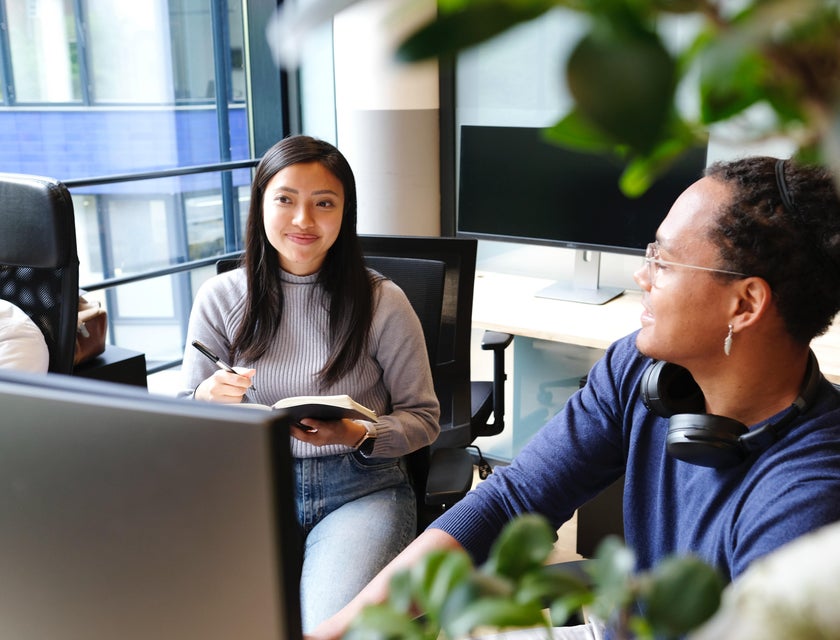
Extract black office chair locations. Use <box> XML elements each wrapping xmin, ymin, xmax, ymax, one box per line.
<box><xmin>0</xmin><ymin>173</ymin><xmax>80</xmax><ymax>374</ymax></box>
<box><xmin>359</xmin><ymin>235</ymin><xmax>513</xmax><ymax>526</ymax></box>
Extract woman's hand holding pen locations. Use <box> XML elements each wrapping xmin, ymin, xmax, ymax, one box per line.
<box><xmin>191</xmin><ymin>340</ymin><xmax>256</xmax><ymax>403</ymax></box>
<box><xmin>194</xmin><ymin>367</ymin><xmax>256</xmax><ymax>403</ymax></box>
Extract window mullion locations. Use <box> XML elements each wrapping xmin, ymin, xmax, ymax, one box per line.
<box><xmin>72</xmin><ymin>0</ymin><xmax>92</xmax><ymax>104</ymax></box>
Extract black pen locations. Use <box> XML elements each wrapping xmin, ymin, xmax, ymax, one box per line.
<box><xmin>191</xmin><ymin>339</ymin><xmax>257</xmax><ymax>391</ymax></box>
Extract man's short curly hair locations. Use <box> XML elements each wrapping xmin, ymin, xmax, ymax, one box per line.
<box><xmin>704</xmin><ymin>156</ymin><xmax>840</xmax><ymax>345</ymax></box>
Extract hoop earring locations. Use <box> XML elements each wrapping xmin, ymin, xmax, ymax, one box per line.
<box><xmin>724</xmin><ymin>324</ymin><xmax>734</xmax><ymax>356</ymax></box>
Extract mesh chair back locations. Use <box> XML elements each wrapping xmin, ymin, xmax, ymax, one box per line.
<box><xmin>365</xmin><ymin>256</ymin><xmax>445</xmax><ymax>364</ymax></box>
<box><xmin>360</xmin><ymin>235</ymin><xmax>478</xmax><ymax>449</ymax></box>
<box><xmin>0</xmin><ymin>174</ymin><xmax>80</xmax><ymax>374</ymax></box>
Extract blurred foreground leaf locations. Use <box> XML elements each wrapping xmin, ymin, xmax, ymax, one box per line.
<box><xmin>348</xmin><ymin>516</ymin><xmax>723</xmax><ymax>640</ymax></box>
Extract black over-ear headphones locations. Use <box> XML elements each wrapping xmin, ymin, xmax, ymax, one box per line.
<box><xmin>640</xmin><ymin>351</ymin><xmax>822</xmax><ymax>468</ymax></box>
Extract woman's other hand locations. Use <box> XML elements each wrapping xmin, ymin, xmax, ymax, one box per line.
<box><xmin>290</xmin><ymin>417</ymin><xmax>367</xmax><ymax>447</ymax></box>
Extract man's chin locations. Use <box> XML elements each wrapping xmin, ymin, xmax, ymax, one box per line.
<box><xmin>635</xmin><ymin>331</ymin><xmax>657</xmax><ymax>360</ymax></box>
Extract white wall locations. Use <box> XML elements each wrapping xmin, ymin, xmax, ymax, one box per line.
<box><xmin>300</xmin><ymin>0</ymin><xmax>441</xmax><ymax>236</ymax></box>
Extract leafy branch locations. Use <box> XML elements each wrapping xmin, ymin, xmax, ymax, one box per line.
<box><xmin>269</xmin><ymin>0</ymin><xmax>840</xmax><ymax>194</ymax></box>
<box><xmin>343</xmin><ymin>515</ymin><xmax>723</xmax><ymax>640</ymax></box>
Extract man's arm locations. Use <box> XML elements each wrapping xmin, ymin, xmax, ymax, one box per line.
<box><xmin>307</xmin><ymin>528</ymin><xmax>464</xmax><ymax>640</ymax></box>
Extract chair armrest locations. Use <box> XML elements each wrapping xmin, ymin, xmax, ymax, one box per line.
<box><xmin>481</xmin><ymin>330</ymin><xmax>513</xmax><ymax>351</ymax></box>
<box><xmin>481</xmin><ymin>331</ymin><xmax>513</xmax><ymax>432</ymax></box>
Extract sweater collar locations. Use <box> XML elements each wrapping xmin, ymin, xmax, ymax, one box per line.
<box><xmin>279</xmin><ymin>269</ymin><xmax>320</xmax><ymax>285</ymax></box>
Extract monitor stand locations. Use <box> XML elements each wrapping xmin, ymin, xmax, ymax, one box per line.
<box><xmin>535</xmin><ymin>249</ymin><xmax>624</xmax><ymax>305</ymax></box>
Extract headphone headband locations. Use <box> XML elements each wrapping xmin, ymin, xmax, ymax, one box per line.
<box><xmin>738</xmin><ymin>350</ymin><xmax>821</xmax><ymax>453</ymax></box>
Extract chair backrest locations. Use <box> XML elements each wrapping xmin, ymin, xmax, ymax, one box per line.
<box><xmin>360</xmin><ymin>235</ymin><xmax>478</xmax><ymax>450</ymax></box>
<box><xmin>0</xmin><ymin>173</ymin><xmax>79</xmax><ymax>374</ymax></box>
<box><xmin>364</xmin><ymin>255</ymin><xmax>445</xmax><ymax>365</ymax></box>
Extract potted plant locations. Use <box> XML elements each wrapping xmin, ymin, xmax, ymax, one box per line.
<box><xmin>342</xmin><ymin>514</ymin><xmax>723</xmax><ymax>640</ymax></box>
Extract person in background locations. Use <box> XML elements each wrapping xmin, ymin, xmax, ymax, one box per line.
<box><xmin>180</xmin><ymin>135</ymin><xmax>440</xmax><ymax>631</ymax></box>
<box><xmin>309</xmin><ymin>155</ymin><xmax>840</xmax><ymax>639</ymax></box>
<box><xmin>0</xmin><ymin>298</ymin><xmax>49</xmax><ymax>373</ymax></box>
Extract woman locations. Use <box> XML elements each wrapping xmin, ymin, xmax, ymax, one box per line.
<box><xmin>181</xmin><ymin>135</ymin><xmax>440</xmax><ymax>631</ymax></box>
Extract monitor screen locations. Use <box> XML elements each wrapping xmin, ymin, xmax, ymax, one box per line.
<box><xmin>457</xmin><ymin>125</ymin><xmax>707</xmax><ymax>303</ymax></box>
<box><xmin>457</xmin><ymin>125</ymin><xmax>708</xmax><ymax>256</ymax></box>
<box><xmin>0</xmin><ymin>371</ymin><xmax>302</xmax><ymax>640</ymax></box>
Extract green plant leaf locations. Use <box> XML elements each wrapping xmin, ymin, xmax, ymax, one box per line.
<box><xmin>649</xmin><ymin>0</ymin><xmax>706</xmax><ymax>14</ymax></box>
<box><xmin>386</xmin><ymin>567</ymin><xmax>414</xmax><ymax>614</ymax></box>
<box><xmin>697</xmin><ymin>30</ymin><xmax>768</xmax><ymax>124</ymax></box>
<box><xmin>396</xmin><ymin>1</ymin><xmax>552</xmax><ymax>63</ymax></box>
<box><xmin>443</xmin><ymin>597</ymin><xmax>549</xmax><ymax>639</ymax></box>
<box><xmin>470</xmin><ymin>569</ymin><xmax>517</xmax><ymax>597</ymax></box>
<box><xmin>643</xmin><ymin>555</ymin><xmax>724</xmax><ymax>637</ymax></box>
<box><xmin>482</xmin><ymin>514</ymin><xmax>557</xmax><ymax>580</ymax></box>
<box><xmin>566</xmin><ymin>16</ymin><xmax>676</xmax><ymax>153</ymax></box>
<box><xmin>543</xmin><ymin>110</ymin><xmax>619</xmax><ymax>153</ymax></box>
<box><xmin>344</xmin><ymin>604</ymin><xmax>430</xmax><ymax>640</ymax></box>
<box><xmin>516</xmin><ymin>566</ymin><xmax>591</xmax><ymax>605</ymax></box>
<box><xmin>628</xmin><ymin>614</ymin><xmax>656</xmax><ymax>640</ymax></box>
<box><xmin>409</xmin><ymin>548</ymin><xmax>474</xmax><ymax>619</ymax></box>
<box><xmin>618</xmin><ymin>136</ymin><xmax>703</xmax><ymax>197</ymax></box>
<box><xmin>585</xmin><ymin>536</ymin><xmax>637</xmax><ymax>620</ymax></box>
<box><xmin>588</xmin><ymin>536</ymin><xmax>636</xmax><ymax>584</ymax></box>
<box><xmin>548</xmin><ymin>592</ymin><xmax>595</xmax><ymax>626</ymax></box>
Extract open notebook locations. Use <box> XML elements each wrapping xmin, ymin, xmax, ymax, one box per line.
<box><xmin>0</xmin><ymin>370</ymin><xmax>302</xmax><ymax>640</ymax></box>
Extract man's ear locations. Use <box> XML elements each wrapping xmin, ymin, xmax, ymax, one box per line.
<box><xmin>731</xmin><ymin>277</ymin><xmax>773</xmax><ymax>329</ymax></box>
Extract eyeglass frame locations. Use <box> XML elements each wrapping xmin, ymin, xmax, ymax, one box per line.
<box><xmin>643</xmin><ymin>242</ymin><xmax>748</xmax><ymax>286</ymax></box>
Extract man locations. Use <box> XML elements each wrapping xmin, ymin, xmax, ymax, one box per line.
<box><xmin>0</xmin><ymin>299</ymin><xmax>49</xmax><ymax>373</ymax></box>
<box><xmin>311</xmin><ymin>156</ymin><xmax>840</xmax><ymax>639</ymax></box>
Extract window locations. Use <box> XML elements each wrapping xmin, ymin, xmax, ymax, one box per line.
<box><xmin>5</xmin><ymin>0</ymin><xmax>81</xmax><ymax>103</ymax></box>
<box><xmin>2</xmin><ymin>0</ymin><xmax>246</xmax><ymax>106</ymax></box>
<box><xmin>1</xmin><ymin>0</ymin><xmax>287</xmax><ymax>370</ymax></box>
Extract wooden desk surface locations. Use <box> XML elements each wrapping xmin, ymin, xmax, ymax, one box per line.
<box><xmin>473</xmin><ymin>270</ymin><xmax>840</xmax><ymax>384</ymax></box>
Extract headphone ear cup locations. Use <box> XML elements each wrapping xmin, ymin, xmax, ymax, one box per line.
<box><xmin>647</xmin><ymin>350</ymin><xmax>823</xmax><ymax>468</ymax></box>
<box><xmin>666</xmin><ymin>413</ymin><xmax>749</xmax><ymax>468</ymax></box>
<box><xmin>641</xmin><ymin>360</ymin><xmax>705</xmax><ymax>418</ymax></box>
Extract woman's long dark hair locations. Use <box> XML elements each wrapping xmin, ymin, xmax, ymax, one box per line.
<box><xmin>231</xmin><ymin>135</ymin><xmax>375</xmax><ymax>386</ymax></box>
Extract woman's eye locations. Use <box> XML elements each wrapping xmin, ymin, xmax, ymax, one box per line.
<box><xmin>274</xmin><ymin>195</ymin><xmax>292</xmax><ymax>205</ymax></box>
<box><xmin>316</xmin><ymin>199</ymin><xmax>335</xmax><ymax>209</ymax></box>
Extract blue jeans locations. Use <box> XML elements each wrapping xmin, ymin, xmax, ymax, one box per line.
<box><xmin>294</xmin><ymin>452</ymin><xmax>416</xmax><ymax>632</ymax></box>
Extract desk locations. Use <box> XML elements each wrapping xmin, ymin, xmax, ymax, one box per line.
<box><xmin>74</xmin><ymin>345</ymin><xmax>148</xmax><ymax>388</ymax></box>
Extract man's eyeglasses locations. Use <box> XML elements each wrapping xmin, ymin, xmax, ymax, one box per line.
<box><xmin>644</xmin><ymin>242</ymin><xmax>748</xmax><ymax>286</ymax></box>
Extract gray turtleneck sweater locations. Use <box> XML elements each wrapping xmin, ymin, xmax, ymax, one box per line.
<box><xmin>181</xmin><ymin>267</ymin><xmax>440</xmax><ymax>459</ymax></box>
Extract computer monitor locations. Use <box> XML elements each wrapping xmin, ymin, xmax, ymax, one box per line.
<box><xmin>457</xmin><ymin>125</ymin><xmax>708</xmax><ymax>304</ymax></box>
<box><xmin>0</xmin><ymin>370</ymin><xmax>302</xmax><ymax>640</ymax></box>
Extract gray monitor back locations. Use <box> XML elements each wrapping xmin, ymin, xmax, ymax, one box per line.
<box><xmin>0</xmin><ymin>370</ymin><xmax>301</xmax><ymax>640</ymax></box>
